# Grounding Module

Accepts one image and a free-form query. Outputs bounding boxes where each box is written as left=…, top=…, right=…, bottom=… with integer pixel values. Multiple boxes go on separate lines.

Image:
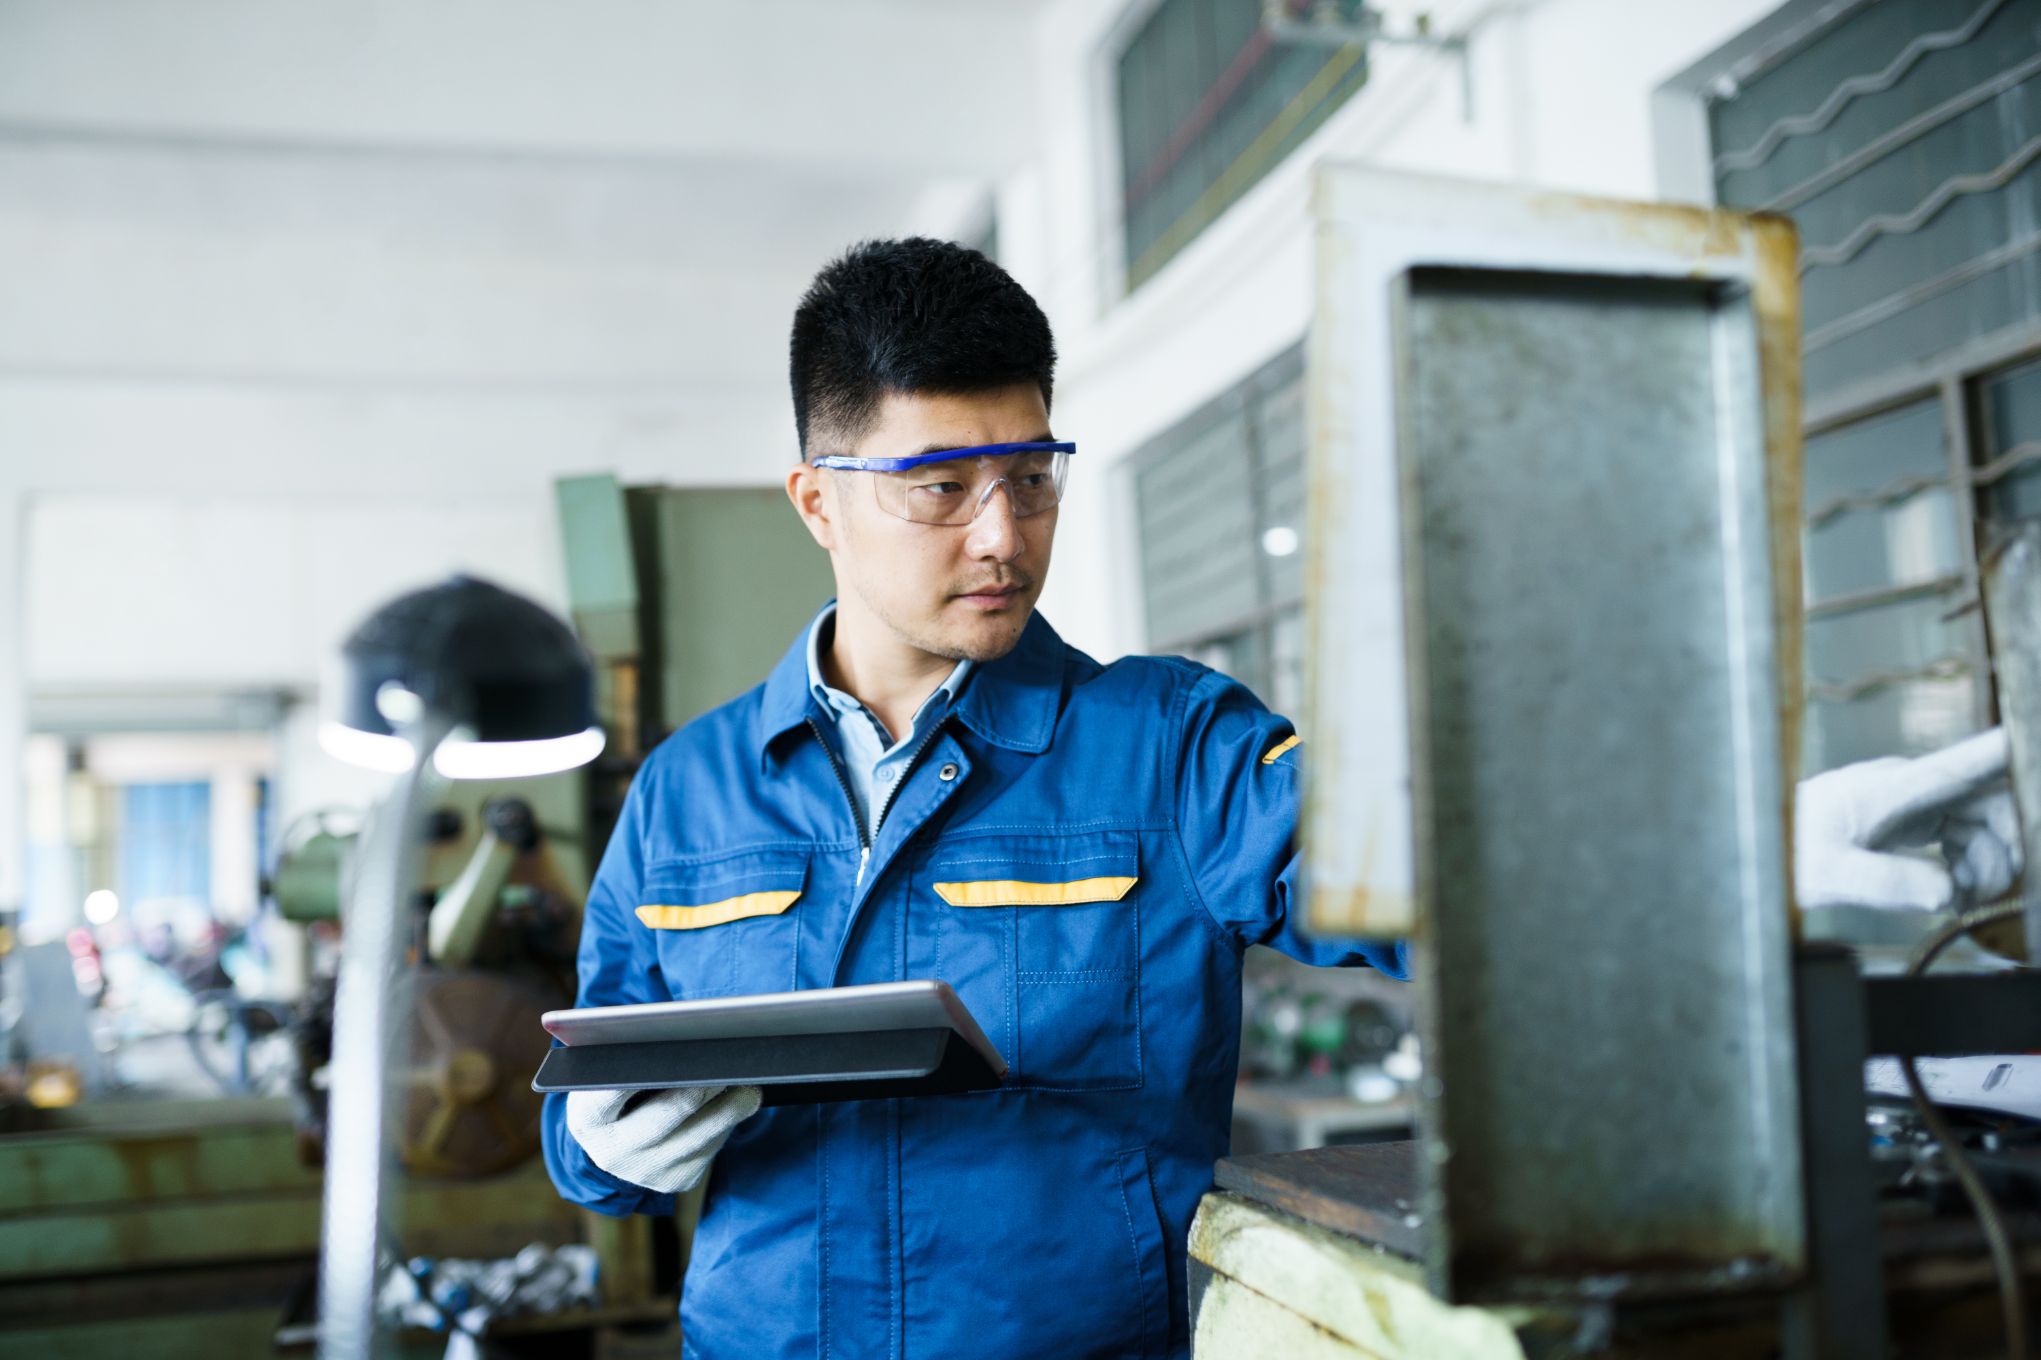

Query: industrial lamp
left=314, top=575, right=603, bottom=1360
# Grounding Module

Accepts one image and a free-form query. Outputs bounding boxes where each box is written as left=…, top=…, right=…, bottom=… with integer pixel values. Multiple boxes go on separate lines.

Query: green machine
left=269, top=780, right=589, bottom=1178
left=0, top=478, right=827, bottom=1357
left=555, top=474, right=837, bottom=843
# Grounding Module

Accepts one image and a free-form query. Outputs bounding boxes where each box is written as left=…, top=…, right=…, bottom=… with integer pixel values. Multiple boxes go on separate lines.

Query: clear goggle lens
left=869, top=449, right=1069, bottom=526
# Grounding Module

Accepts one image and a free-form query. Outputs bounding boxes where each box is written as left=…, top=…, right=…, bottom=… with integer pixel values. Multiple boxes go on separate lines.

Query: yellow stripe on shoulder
left=1261, top=734, right=1302, bottom=765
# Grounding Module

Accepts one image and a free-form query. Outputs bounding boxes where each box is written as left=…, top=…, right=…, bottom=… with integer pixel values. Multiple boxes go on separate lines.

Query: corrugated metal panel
left=1136, top=402, right=1261, bottom=647
left=1116, top=0, right=1370, bottom=291
left=1711, top=0, right=2041, bottom=402
left=1701, top=0, right=2037, bottom=770
left=1254, top=370, right=1308, bottom=610
left=1131, top=344, right=1307, bottom=666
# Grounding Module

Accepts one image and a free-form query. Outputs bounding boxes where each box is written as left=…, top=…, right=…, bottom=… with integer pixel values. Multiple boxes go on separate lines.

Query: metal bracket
left=1261, top=1, right=1475, bottom=119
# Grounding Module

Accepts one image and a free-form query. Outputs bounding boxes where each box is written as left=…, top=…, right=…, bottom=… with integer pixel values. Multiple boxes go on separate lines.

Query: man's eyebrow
left=905, top=433, right=1056, bottom=457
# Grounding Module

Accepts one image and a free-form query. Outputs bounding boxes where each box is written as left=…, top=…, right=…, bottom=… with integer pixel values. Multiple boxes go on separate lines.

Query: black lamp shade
left=335, top=575, right=596, bottom=743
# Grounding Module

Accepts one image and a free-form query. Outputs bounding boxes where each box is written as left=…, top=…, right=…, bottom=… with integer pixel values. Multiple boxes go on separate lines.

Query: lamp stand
left=317, top=714, right=453, bottom=1360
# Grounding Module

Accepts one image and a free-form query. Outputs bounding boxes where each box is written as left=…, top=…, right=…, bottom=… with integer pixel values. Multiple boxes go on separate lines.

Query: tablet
left=531, top=979, right=1008, bottom=1105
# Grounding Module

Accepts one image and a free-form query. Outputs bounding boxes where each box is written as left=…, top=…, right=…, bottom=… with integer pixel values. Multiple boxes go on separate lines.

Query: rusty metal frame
left=1303, top=165, right=1805, bottom=941
left=1303, top=165, right=1807, bottom=1304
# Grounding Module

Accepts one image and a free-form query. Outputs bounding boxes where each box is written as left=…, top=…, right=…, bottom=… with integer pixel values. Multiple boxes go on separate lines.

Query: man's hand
left=565, top=1084, right=762, bottom=1194
left=1794, top=728, right=2022, bottom=912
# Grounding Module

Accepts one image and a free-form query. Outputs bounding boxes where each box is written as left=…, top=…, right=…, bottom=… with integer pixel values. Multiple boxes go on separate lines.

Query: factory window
left=1116, top=0, right=1369, bottom=293
left=1133, top=344, right=1306, bottom=711
left=1698, top=0, right=2041, bottom=772
left=120, top=780, right=213, bottom=910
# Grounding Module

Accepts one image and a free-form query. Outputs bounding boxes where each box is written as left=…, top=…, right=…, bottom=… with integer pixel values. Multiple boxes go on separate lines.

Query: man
left=542, top=237, right=1396, bottom=1359
left=542, top=237, right=2023, bottom=1358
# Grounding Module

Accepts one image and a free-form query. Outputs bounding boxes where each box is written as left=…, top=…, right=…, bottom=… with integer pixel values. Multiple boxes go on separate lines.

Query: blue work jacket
left=541, top=608, right=1407, bottom=1360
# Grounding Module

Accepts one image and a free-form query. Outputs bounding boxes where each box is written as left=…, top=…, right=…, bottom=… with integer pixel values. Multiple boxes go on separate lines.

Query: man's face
left=790, top=382, right=1058, bottom=665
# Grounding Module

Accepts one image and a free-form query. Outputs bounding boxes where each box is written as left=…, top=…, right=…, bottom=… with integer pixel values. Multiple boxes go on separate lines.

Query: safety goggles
left=810, top=441, right=1075, bottom=526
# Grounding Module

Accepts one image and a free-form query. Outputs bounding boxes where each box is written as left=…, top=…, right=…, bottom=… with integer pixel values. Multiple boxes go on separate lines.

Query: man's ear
left=786, top=462, right=839, bottom=551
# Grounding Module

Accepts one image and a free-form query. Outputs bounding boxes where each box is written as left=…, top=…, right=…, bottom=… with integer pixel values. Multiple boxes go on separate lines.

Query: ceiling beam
left=0, top=0, right=1040, bottom=178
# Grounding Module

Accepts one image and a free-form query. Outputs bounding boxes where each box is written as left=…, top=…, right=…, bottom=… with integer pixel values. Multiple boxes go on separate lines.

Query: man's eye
left=913, top=481, right=966, bottom=497
left=1016, top=473, right=1050, bottom=488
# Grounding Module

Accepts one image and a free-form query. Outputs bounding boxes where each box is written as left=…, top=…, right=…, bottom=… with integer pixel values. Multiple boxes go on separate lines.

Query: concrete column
left=210, top=763, right=261, bottom=924
left=0, top=488, right=25, bottom=916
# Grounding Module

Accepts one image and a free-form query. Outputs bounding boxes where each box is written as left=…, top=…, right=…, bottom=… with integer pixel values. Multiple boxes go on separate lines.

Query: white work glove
left=1794, top=727, right=2022, bottom=913
left=564, top=1084, right=762, bottom=1194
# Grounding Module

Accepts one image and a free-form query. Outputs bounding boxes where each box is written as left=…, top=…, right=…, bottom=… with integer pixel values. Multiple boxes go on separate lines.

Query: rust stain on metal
left=1526, top=190, right=1751, bottom=262
left=1302, top=213, right=1365, bottom=938
left=1307, top=822, right=1411, bottom=938
left=1751, top=213, right=1806, bottom=936
left=1309, top=884, right=1411, bottom=938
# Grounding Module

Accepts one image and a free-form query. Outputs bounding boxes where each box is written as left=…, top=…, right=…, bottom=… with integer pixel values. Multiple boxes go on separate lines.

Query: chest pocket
left=923, top=830, right=1143, bottom=1091
left=637, top=849, right=807, bottom=999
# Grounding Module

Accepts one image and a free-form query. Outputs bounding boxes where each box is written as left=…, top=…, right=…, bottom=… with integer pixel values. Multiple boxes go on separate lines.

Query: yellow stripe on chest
left=932, top=876, right=1138, bottom=908
left=635, top=890, right=800, bottom=930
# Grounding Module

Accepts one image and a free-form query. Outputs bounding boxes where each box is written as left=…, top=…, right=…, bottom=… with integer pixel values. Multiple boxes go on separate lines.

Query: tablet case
left=531, top=1024, right=1004, bottom=1105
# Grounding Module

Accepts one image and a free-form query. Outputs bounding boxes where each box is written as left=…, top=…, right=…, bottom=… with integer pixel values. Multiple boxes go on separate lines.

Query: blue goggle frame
left=810, top=440, right=1076, bottom=473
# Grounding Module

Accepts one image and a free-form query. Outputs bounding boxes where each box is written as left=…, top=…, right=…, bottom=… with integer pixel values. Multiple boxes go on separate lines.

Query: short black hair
left=789, top=237, right=1056, bottom=457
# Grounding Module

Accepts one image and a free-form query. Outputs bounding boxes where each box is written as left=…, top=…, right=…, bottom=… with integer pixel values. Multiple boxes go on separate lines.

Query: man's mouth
left=955, top=583, right=1026, bottom=606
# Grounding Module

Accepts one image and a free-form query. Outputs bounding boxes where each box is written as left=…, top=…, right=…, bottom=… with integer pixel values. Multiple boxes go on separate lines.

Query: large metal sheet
left=1303, top=167, right=1807, bottom=1304
left=1401, top=267, right=1802, bottom=1301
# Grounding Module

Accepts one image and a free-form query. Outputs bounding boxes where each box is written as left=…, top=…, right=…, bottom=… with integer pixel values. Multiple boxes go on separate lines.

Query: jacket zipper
left=807, top=717, right=871, bottom=883
left=807, top=713, right=952, bottom=888
left=870, top=717, right=949, bottom=842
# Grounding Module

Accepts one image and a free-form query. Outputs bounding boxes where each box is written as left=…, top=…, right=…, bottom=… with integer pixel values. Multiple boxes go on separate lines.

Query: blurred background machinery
left=0, top=776, right=679, bottom=1358
left=0, top=471, right=832, bottom=1356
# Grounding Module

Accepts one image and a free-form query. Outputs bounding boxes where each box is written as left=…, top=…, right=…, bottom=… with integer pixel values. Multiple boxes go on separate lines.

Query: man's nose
left=964, top=480, right=1023, bottom=561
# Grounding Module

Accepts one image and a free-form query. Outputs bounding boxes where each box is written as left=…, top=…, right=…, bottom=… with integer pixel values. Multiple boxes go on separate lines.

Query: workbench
left=1190, top=1143, right=2041, bottom=1359
left=1228, top=1081, right=1410, bottom=1152
left=0, top=1096, right=676, bottom=1357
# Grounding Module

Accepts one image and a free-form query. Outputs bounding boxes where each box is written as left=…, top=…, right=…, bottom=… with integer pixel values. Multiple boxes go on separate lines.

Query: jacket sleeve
left=540, top=759, right=679, bottom=1217
left=1173, top=667, right=1409, bottom=979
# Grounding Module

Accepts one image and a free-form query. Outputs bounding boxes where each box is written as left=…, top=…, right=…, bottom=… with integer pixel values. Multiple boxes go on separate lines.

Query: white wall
left=0, top=0, right=1048, bottom=910
left=28, top=498, right=562, bottom=688
left=1020, top=0, right=1787, bottom=664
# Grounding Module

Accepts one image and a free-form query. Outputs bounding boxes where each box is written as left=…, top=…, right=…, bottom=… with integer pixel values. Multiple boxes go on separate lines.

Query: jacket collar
left=758, top=603, right=1063, bottom=768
